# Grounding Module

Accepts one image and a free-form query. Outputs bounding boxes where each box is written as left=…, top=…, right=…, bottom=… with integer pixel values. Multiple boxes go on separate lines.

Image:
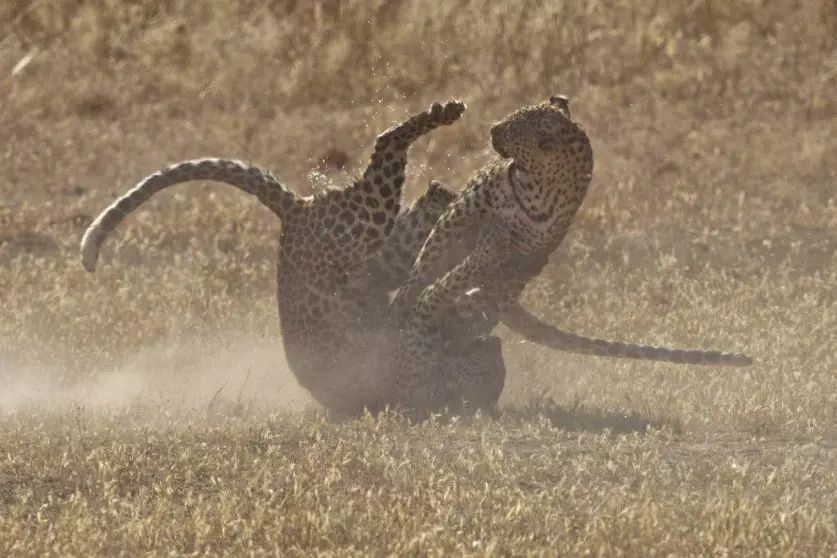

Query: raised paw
left=425, top=180, right=457, bottom=203
left=427, top=100, right=466, bottom=126
left=373, top=100, right=466, bottom=151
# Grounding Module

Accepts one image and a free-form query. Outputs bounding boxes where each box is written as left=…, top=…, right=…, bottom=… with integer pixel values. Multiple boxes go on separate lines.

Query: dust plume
left=0, top=331, right=312, bottom=414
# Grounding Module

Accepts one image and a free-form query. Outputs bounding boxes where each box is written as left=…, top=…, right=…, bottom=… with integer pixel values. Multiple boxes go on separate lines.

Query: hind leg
left=441, top=335, right=506, bottom=416
left=388, top=327, right=507, bottom=418
left=388, top=325, right=447, bottom=414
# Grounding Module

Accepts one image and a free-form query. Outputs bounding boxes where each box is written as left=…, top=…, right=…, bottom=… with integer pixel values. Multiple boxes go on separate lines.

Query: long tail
left=80, top=158, right=299, bottom=272
left=503, top=304, right=753, bottom=367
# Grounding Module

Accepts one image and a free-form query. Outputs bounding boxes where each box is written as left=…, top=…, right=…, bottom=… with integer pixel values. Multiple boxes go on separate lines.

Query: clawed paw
left=428, top=100, right=466, bottom=124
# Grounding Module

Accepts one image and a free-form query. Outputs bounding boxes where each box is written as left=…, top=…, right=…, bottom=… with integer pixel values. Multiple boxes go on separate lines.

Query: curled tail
left=504, top=305, right=753, bottom=367
left=80, top=158, right=299, bottom=272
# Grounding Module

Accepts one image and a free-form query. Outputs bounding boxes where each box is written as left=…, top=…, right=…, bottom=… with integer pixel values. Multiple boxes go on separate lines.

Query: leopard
left=383, top=95, right=753, bottom=416
left=79, top=100, right=477, bottom=416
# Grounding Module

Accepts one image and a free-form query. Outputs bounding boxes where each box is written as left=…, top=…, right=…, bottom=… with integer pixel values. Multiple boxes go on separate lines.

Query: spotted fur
left=385, top=96, right=752, bottom=416
left=81, top=101, right=472, bottom=415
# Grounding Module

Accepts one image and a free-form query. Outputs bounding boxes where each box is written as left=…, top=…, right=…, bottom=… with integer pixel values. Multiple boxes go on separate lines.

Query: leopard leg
left=359, top=180, right=458, bottom=291
left=440, top=335, right=507, bottom=416
left=340, top=101, right=466, bottom=260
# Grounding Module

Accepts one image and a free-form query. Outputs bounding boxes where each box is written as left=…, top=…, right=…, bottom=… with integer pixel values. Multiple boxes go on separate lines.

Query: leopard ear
left=549, top=94, right=569, bottom=107
left=549, top=94, right=571, bottom=116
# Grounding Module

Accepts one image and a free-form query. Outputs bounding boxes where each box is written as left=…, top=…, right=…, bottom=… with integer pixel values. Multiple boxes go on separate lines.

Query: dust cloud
left=0, top=332, right=312, bottom=415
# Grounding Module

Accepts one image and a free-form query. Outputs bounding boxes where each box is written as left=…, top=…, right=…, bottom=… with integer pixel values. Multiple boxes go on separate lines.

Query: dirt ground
left=1, top=1, right=837, bottom=555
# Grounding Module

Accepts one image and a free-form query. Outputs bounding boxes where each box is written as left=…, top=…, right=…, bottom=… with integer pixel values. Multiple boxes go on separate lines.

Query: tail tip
left=729, top=352, right=754, bottom=367
left=80, top=251, right=98, bottom=272
left=80, top=230, right=100, bottom=273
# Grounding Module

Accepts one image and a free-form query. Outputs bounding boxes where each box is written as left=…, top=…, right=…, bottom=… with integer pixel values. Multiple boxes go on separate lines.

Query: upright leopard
left=384, top=95, right=752, bottom=415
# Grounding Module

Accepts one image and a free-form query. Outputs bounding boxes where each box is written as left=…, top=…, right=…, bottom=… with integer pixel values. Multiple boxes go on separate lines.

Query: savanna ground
left=1, top=0, right=836, bottom=555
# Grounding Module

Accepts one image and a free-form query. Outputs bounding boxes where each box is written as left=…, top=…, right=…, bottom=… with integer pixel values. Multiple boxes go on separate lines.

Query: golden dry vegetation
left=1, top=0, right=837, bottom=555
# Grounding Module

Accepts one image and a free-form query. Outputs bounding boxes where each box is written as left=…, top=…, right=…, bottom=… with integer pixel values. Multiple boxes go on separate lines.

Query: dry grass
left=1, top=0, right=836, bottom=555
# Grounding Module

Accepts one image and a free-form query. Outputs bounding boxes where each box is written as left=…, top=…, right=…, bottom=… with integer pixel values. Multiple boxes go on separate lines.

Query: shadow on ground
left=499, top=398, right=682, bottom=435
left=325, top=398, right=683, bottom=436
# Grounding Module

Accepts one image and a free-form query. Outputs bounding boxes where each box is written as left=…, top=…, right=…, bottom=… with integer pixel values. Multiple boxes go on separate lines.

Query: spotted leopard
left=80, top=101, right=472, bottom=416
left=384, top=95, right=752, bottom=415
